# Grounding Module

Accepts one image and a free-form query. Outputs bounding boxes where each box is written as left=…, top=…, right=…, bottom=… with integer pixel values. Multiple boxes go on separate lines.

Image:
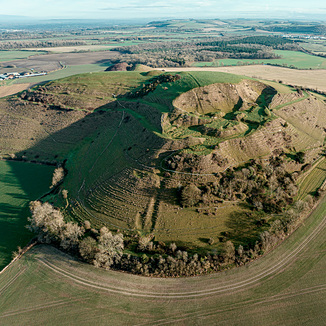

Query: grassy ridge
left=0, top=161, right=54, bottom=269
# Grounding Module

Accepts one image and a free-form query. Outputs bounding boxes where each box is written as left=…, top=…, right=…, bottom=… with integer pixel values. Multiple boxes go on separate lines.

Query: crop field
left=24, top=41, right=146, bottom=53
left=12, top=63, right=112, bottom=84
left=0, top=83, right=34, bottom=98
left=0, top=50, right=119, bottom=75
left=0, top=50, right=46, bottom=62
left=0, top=192, right=325, bottom=325
left=301, top=40, right=326, bottom=54
left=0, top=160, right=54, bottom=269
left=193, top=50, right=326, bottom=69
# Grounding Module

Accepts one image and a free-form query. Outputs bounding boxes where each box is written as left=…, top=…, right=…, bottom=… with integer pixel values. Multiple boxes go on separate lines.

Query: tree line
left=27, top=190, right=316, bottom=277
left=112, top=36, right=300, bottom=67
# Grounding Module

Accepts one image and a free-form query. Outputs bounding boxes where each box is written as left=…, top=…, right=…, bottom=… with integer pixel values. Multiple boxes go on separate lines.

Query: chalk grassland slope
left=162, top=66, right=326, bottom=93
left=1, top=70, right=326, bottom=250
left=0, top=160, right=54, bottom=269
left=0, top=193, right=325, bottom=325
left=43, top=71, right=326, bottom=248
left=61, top=72, right=247, bottom=236
left=0, top=72, right=149, bottom=161
left=296, top=157, right=326, bottom=201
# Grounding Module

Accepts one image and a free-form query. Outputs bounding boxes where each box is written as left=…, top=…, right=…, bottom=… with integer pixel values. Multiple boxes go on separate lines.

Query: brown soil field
left=24, top=45, right=118, bottom=53
left=162, top=66, right=326, bottom=92
left=0, top=83, right=34, bottom=98
left=0, top=51, right=120, bottom=73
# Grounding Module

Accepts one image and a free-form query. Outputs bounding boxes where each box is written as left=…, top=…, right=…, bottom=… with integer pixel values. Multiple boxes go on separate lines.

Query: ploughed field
left=1, top=68, right=326, bottom=255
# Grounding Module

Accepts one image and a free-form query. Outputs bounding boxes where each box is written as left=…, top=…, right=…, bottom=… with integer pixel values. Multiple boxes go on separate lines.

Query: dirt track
left=161, top=66, right=326, bottom=92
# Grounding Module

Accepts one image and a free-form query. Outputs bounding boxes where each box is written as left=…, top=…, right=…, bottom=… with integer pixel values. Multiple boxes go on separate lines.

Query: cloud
left=102, top=4, right=173, bottom=10
left=1, top=0, right=325, bottom=19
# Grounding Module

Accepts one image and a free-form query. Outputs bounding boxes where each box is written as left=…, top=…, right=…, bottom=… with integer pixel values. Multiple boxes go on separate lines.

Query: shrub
left=180, top=184, right=202, bottom=207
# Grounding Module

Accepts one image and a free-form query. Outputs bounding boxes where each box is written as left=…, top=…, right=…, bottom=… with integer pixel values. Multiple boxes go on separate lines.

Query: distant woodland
left=112, top=36, right=299, bottom=67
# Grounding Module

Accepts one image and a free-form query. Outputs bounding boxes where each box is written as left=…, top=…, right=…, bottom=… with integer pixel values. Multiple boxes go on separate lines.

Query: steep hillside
left=1, top=70, right=326, bottom=254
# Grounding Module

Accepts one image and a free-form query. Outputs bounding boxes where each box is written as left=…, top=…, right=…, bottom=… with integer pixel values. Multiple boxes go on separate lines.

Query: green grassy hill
left=1, top=69, right=326, bottom=257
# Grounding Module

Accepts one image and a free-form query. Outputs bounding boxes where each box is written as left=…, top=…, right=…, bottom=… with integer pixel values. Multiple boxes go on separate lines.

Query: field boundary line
left=35, top=210, right=326, bottom=298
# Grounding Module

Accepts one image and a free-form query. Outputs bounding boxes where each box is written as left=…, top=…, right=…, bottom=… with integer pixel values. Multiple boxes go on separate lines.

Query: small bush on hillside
left=180, top=183, right=202, bottom=207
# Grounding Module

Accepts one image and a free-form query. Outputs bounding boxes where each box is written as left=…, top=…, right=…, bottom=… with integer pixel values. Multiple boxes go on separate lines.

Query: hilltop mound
left=105, top=62, right=131, bottom=71
left=174, top=80, right=272, bottom=114
left=132, top=64, right=154, bottom=72
left=1, top=70, right=326, bottom=260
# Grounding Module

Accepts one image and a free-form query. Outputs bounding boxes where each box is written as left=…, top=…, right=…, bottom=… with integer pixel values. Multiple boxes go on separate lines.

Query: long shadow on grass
left=224, top=210, right=265, bottom=248
left=0, top=89, right=170, bottom=267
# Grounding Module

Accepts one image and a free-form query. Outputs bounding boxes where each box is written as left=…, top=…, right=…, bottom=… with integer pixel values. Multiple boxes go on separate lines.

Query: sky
left=0, top=0, right=325, bottom=20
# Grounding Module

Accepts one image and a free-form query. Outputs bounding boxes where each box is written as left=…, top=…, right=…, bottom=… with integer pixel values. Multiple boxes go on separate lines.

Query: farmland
left=0, top=50, right=46, bottom=62
left=0, top=50, right=119, bottom=77
left=0, top=83, right=34, bottom=98
left=12, top=63, right=112, bottom=85
left=193, top=50, right=326, bottom=69
left=162, top=66, right=326, bottom=93
left=0, top=160, right=54, bottom=269
left=0, top=191, right=325, bottom=325
left=1, top=16, right=326, bottom=323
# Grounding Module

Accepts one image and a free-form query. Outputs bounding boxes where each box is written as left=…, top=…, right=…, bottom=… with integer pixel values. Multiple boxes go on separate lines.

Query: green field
left=0, top=160, right=54, bottom=269
left=193, top=50, right=326, bottom=69
left=1, top=193, right=325, bottom=325
left=0, top=50, right=46, bottom=62
left=11, top=63, right=112, bottom=85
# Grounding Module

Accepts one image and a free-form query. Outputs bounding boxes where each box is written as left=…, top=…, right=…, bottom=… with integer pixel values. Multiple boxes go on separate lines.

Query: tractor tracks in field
left=35, top=211, right=326, bottom=299
left=138, top=283, right=326, bottom=326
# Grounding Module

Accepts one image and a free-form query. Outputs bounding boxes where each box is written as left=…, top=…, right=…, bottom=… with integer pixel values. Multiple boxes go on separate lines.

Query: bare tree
left=50, top=167, right=64, bottom=188
left=93, top=230, right=124, bottom=269
left=28, top=201, right=65, bottom=243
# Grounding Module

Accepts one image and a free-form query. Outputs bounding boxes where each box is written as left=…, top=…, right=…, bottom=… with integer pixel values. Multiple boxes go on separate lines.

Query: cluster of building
left=283, top=34, right=326, bottom=40
left=0, top=71, right=47, bottom=81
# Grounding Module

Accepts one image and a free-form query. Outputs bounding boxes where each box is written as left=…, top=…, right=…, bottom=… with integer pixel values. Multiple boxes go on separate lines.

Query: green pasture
left=11, top=63, right=112, bottom=85
left=0, top=50, right=46, bottom=62
left=0, top=160, right=54, bottom=269
left=193, top=50, right=326, bottom=69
